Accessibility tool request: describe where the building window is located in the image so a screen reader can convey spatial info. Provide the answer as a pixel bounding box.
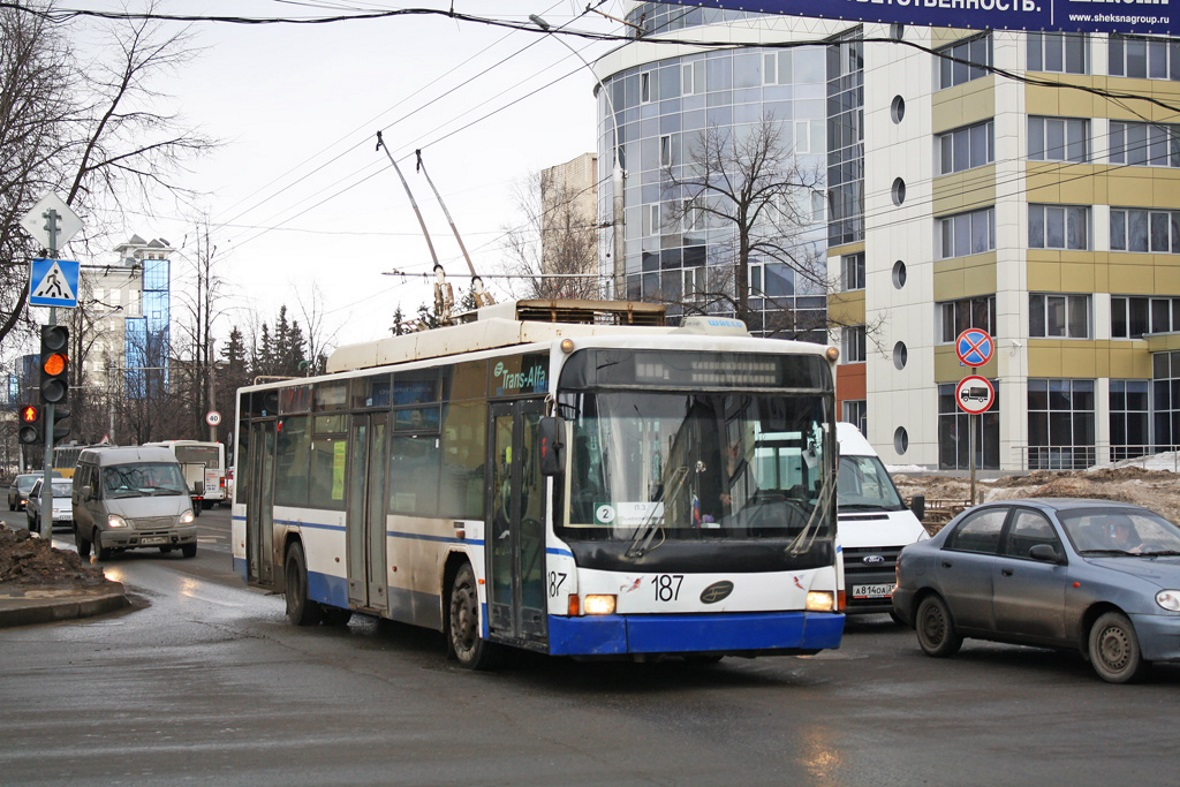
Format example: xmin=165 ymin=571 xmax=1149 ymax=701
xmin=937 ymin=120 xmax=994 ymax=175
xmin=1030 ymin=293 xmax=1090 ymax=338
xmin=841 ymin=252 xmax=865 ymax=291
xmin=1027 ymin=116 xmax=1088 ymax=162
xmin=1153 ymin=351 xmax=1180 ymax=450
xmin=681 ymin=60 xmax=703 ymax=95
xmin=1027 ymin=32 xmax=1088 ymax=74
xmin=660 ymin=134 xmax=672 ymax=166
xmin=843 ymin=400 xmax=867 ymax=435
xmin=938 ymin=381 xmax=1001 ymax=469
xmin=1109 ymin=121 xmax=1180 ymax=168
xmin=937 ymin=33 xmax=992 ymax=89
xmin=1108 ymin=34 xmax=1180 ymax=80
xmin=938 ymin=207 xmax=995 ymax=259
xmin=1112 ymin=296 xmax=1180 ymax=337
xmin=640 ymin=72 xmax=652 ymax=103
xmin=1027 ymin=379 xmax=1095 ymax=470
xmin=938 ymin=295 xmax=996 ymax=343
xmin=1028 ymin=204 xmax=1089 ymax=250
xmin=842 ymin=325 xmax=866 ymax=362
xmin=1111 ymin=208 xmax=1180 ymax=253
xmin=1110 ymin=379 xmax=1150 ymax=460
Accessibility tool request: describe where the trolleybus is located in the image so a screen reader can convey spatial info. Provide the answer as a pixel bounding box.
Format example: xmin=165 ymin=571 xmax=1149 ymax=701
xmin=142 ymin=440 xmax=227 ymax=512
xmin=232 ymin=300 xmax=844 ymax=668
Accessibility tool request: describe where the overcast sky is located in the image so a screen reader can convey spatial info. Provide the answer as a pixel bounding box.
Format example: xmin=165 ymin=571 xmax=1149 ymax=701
xmin=56 ymin=1 xmax=625 ymax=351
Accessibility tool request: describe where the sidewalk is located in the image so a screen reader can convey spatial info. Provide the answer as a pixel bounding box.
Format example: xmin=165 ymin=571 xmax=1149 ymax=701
xmin=0 ymin=581 xmax=129 ymax=628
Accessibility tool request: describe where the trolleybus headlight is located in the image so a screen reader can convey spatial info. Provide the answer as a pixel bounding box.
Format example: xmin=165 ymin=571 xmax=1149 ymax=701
xmin=583 ymin=594 xmax=616 ymax=615
xmin=805 ymin=591 xmax=835 ymax=612
xmin=179 ymin=509 xmax=195 ymax=525
xmin=107 ymin=514 xmax=129 ymax=529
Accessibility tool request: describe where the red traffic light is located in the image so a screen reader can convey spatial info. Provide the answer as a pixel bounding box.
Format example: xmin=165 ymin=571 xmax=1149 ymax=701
xmin=20 ymin=404 xmax=40 ymax=424
xmin=43 ymin=352 xmax=67 ymax=376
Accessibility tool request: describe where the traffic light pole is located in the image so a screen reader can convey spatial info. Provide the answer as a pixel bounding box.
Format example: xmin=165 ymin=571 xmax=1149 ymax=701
xmin=38 ymin=210 xmax=60 ymax=540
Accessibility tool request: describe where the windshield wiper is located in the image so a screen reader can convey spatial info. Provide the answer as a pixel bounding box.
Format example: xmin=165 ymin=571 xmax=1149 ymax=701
xmin=1079 ymin=549 xmax=1139 ymax=557
xmin=1139 ymin=550 xmax=1180 ymax=557
xmin=627 ymin=465 xmax=690 ymax=558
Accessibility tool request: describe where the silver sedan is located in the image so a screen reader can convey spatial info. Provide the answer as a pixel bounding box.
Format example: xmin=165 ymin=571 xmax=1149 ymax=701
xmin=893 ymin=498 xmax=1180 ymax=683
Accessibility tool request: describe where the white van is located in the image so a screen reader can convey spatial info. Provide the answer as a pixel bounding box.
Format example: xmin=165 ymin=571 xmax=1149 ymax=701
xmin=836 ymin=422 xmax=928 ymax=616
xmin=72 ymin=445 xmax=198 ymax=560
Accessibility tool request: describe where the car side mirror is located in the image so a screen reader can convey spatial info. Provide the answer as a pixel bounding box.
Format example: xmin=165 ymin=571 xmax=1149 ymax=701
xmin=81 ymin=485 xmax=92 ymax=501
xmin=1029 ymin=543 xmax=1063 ymax=563
xmin=910 ymin=494 xmax=926 ymax=522
xmin=538 ymin=416 xmax=566 ymax=477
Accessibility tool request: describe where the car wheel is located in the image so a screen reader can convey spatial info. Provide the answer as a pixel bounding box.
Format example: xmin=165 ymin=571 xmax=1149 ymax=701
xmin=915 ymin=595 xmax=963 ymax=657
xmin=1089 ymin=611 xmax=1149 ymax=684
xmin=75 ymin=527 xmax=91 ymax=558
xmin=181 ymin=542 xmax=197 ymax=558
xmin=93 ymin=530 xmax=110 ymax=561
xmin=448 ymin=563 xmax=504 ymax=670
xmin=285 ymin=541 xmax=323 ymax=626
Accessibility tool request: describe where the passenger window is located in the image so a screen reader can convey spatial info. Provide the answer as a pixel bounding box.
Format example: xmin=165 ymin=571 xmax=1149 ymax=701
xmin=1004 ymin=509 xmax=1061 ymax=559
xmin=947 ymin=507 xmax=1007 ymax=554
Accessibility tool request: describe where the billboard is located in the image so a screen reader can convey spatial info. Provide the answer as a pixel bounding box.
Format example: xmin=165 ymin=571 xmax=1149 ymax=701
xmin=691 ymin=0 xmax=1176 ymax=35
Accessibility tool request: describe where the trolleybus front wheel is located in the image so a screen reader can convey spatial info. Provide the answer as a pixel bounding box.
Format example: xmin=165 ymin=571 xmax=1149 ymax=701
xmin=448 ymin=563 xmax=503 ymax=670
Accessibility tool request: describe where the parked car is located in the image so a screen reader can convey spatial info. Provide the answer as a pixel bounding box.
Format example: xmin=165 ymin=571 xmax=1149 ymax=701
xmin=8 ymin=473 xmax=42 ymax=511
xmin=26 ymin=477 xmax=74 ymax=532
xmin=893 ymin=499 xmax=1180 ymax=683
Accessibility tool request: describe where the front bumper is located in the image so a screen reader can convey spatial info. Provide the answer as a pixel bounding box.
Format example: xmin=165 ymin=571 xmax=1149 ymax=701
xmin=1129 ymin=612 xmax=1180 ymax=662
xmin=98 ymin=525 xmax=198 ymax=550
xmin=545 ymin=610 xmax=845 ymax=657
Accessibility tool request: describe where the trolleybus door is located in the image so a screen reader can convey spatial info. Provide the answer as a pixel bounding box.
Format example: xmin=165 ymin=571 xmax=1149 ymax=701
xmin=487 ymin=400 xmax=547 ymax=644
xmin=346 ymin=414 xmax=389 ymax=613
xmin=245 ymin=421 xmax=276 ymax=585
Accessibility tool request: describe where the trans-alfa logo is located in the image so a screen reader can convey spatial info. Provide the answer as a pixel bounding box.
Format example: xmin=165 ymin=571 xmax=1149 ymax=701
xmin=494 ymin=361 xmax=546 ymax=394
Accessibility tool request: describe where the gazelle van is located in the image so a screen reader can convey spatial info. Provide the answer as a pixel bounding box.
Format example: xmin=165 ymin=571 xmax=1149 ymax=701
xmin=72 ymin=445 xmax=198 ymax=560
xmin=836 ymin=422 xmax=929 ymax=615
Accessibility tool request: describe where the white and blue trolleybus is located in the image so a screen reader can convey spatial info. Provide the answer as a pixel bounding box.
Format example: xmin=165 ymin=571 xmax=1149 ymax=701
xmin=231 ymin=300 xmax=845 ymax=668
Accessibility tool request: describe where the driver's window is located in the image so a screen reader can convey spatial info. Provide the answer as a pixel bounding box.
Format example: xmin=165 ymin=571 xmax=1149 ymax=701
xmin=1004 ymin=509 xmax=1060 ymax=559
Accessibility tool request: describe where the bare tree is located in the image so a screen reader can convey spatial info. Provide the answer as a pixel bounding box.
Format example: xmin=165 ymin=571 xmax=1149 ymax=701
xmin=662 ymin=113 xmax=830 ymax=337
xmin=500 ymin=169 xmax=600 ymax=301
xmin=296 ymin=284 xmax=339 ymax=376
xmin=0 ymin=1 xmax=216 ymax=346
xmin=0 ymin=3 xmax=74 ymax=346
xmin=171 ymin=223 xmax=225 ymax=439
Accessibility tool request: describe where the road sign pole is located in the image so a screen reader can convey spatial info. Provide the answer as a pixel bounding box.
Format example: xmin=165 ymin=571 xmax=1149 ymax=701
xmin=969 ymin=413 xmax=977 ymax=505
xmin=39 ymin=209 xmax=60 ymax=540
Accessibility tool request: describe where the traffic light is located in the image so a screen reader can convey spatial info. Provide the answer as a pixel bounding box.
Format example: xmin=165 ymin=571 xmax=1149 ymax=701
xmin=18 ymin=404 xmax=41 ymax=445
xmin=39 ymin=325 xmax=69 ymax=404
xmin=53 ymin=406 xmax=71 ymax=442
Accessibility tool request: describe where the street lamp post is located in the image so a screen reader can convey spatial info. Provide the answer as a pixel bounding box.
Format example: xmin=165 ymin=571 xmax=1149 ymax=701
xmin=530 ymin=14 xmax=626 ymax=299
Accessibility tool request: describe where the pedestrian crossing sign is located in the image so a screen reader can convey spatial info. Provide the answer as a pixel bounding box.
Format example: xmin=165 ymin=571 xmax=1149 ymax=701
xmin=29 ymin=258 xmax=79 ymax=308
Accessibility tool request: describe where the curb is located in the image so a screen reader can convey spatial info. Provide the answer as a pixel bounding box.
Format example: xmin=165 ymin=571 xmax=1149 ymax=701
xmin=0 ymin=583 xmax=130 ymax=628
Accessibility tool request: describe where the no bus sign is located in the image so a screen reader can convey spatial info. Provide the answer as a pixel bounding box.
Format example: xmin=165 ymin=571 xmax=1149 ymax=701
xmin=956 ymin=376 xmax=995 ymax=415
xmin=205 ymin=410 xmax=222 ymax=427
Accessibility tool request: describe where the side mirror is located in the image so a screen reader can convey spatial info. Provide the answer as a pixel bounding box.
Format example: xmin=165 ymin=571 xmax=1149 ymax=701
xmin=81 ymin=485 xmax=93 ymax=501
xmin=1029 ymin=543 xmax=1063 ymax=563
xmin=910 ymin=494 xmax=926 ymax=522
xmin=538 ymin=416 xmax=566 ymax=477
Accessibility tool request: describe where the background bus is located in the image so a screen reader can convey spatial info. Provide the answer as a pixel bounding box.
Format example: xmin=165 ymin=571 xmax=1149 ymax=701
xmin=143 ymin=440 xmax=227 ymax=513
xmin=52 ymin=443 xmax=88 ymax=479
xmin=232 ymin=300 xmax=843 ymax=669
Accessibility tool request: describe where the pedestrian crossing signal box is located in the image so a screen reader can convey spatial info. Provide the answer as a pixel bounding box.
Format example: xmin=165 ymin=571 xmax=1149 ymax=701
xmin=18 ymin=404 xmax=41 ymax=444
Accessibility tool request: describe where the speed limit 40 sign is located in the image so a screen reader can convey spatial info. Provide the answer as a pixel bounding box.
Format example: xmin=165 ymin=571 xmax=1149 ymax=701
xmin=205 ymin=410 xmax=222 ymax=427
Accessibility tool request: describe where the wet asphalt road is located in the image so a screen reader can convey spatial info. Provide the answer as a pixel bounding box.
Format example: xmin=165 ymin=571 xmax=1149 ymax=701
xmin=1 ymin=506 xmax=1178 ymax=786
